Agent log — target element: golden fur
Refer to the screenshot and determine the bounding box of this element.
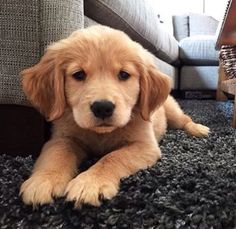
[20,25,209,207]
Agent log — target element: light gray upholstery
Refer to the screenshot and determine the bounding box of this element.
[0,0,84,106]
[189,13,219,36]
[172,15,189,41]
[153,57,178,89]
[1,0,40,106]
[173,13,219,40]
[40,0,84,51]
[84,0,179,64]
[180,66,219,90]
[84,16,99,28]
[179,35,219,65]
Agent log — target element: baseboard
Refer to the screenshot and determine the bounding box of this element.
[170,89,181,98]
[180,90,217,99]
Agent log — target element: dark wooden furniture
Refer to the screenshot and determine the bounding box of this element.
[0,105,46,157]
[216,0,236,128]
[216,0,236,48]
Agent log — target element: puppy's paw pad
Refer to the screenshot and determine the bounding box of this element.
[185,122,210,137]
[20,173,69,206]
[65,171,118,207]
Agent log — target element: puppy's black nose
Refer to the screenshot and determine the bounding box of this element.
[90,100,115,119]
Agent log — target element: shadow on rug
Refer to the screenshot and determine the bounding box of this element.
[0,100,235,228]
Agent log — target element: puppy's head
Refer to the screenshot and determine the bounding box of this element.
[22,25,170,133]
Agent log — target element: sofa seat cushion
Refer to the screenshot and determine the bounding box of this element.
[84,0,179,64]
[179,35,219,65]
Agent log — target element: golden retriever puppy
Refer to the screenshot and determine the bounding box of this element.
[20,25,209,208]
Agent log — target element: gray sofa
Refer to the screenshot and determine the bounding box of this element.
[173,13,219,98]
[0,0,219,154]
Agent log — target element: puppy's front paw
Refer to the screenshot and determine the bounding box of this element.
[20,172,70,206]
[65,170,119,207]
[185,122,210,137]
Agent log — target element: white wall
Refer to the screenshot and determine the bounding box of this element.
[147,0,202,14]
[147,0,228,20]
[205,0,229,20]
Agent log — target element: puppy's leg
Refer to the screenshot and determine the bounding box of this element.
[20,138,85,206]
[152,106,167,141]
[164,96,210,137]
[65,142,160,207]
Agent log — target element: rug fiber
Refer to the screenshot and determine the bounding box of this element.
[0,100,236,228]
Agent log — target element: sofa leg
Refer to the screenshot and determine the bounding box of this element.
[216,63,228,101]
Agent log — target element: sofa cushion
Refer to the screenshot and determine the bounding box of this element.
[172,15,189,41]
[0,0,84,106]
[84,0,179,64]
[189,13,219,36]
[179,35,219,65]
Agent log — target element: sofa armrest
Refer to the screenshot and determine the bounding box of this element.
[172,15,189,41]
[85,0,179,64]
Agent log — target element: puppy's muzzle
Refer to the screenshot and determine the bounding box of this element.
[90,100,115,119]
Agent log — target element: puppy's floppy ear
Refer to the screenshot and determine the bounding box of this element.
[21,49,66,121]
[139,64,171,121]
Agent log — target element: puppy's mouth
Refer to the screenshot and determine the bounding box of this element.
[91,122,116,133]
[98,123,112,127]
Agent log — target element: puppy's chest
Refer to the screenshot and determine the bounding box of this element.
[76,131,128,156]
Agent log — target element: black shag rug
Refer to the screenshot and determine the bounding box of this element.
[0,100,236,229]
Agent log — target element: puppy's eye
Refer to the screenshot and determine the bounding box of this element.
[118,71,130,81]
[72,70,86,81]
